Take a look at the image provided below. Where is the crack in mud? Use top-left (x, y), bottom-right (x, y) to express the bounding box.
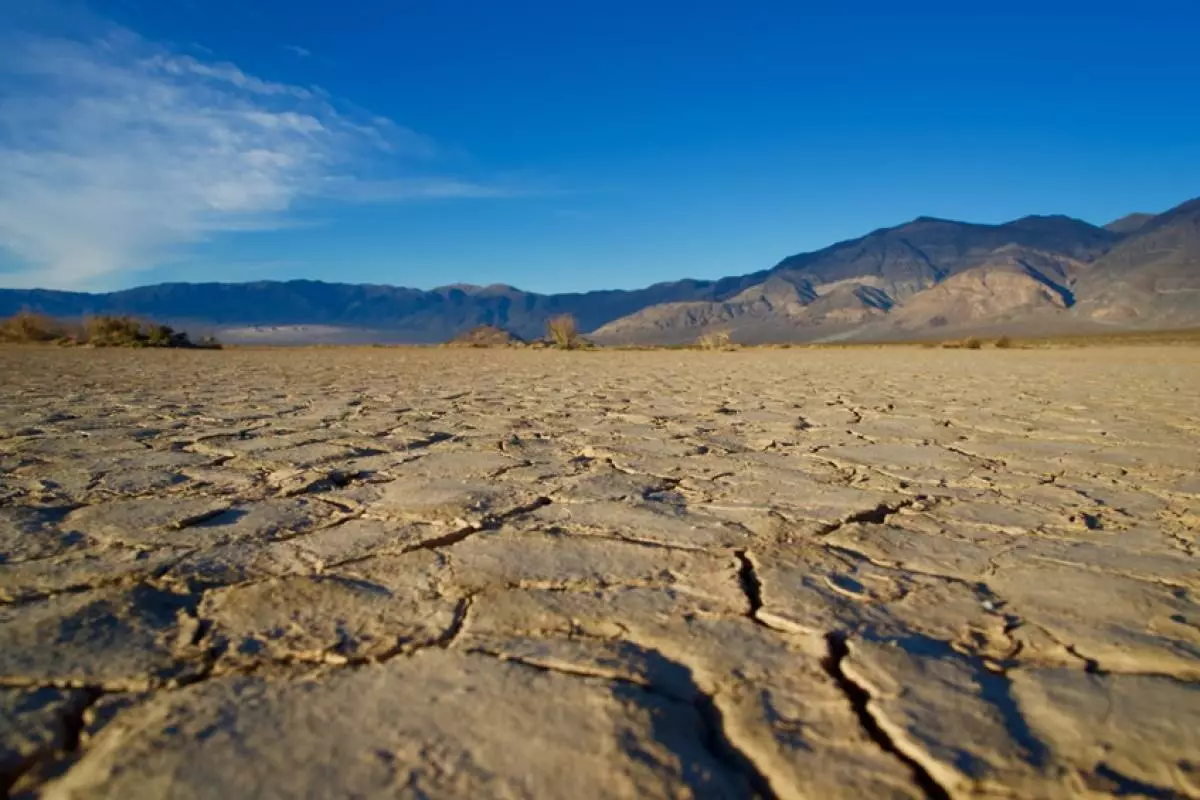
top-left (814, 497), bottom-right (929, 537)
top-left (467, 647), bottom-right (780, 800)
top-left (821, 633), bottom-right (952, 800)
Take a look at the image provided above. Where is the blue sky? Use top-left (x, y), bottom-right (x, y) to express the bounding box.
top-left (1, 0), bottom-right (1198, 293)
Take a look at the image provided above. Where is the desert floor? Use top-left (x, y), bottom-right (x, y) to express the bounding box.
top-left (1, 345), bottom-right (1198, 799)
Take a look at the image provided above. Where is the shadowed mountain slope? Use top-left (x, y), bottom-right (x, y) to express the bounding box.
top-left (592, 213), bottom-right (1127, 343)
top-left (1072, 198), bottom-right (1200, 326)
top-left (1104, 212), bottom-right (1155, 234)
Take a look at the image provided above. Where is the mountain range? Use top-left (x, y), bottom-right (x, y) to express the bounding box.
top-left (2, 197), bottom-right (1197, 344)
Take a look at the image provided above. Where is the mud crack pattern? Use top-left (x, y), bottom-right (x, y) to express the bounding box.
top-left (1, 345), bottom-right (1198, 799)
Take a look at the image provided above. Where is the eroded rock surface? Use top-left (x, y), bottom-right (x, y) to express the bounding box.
top-left (1, 345), bottom-right (1197, 798)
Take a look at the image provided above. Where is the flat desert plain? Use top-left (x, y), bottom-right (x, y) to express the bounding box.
top-left (1, 345), bottom-right (1198, 800)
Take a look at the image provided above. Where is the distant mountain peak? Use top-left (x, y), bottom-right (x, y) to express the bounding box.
top-left (435, 283), bottom-right (485, 293)
top-left (3, 196), bottom-right (1197, 345)
top-left (1104, 212), bottom-right (1155, 234)
top-left (1013, 213), bottom-right (1074, 222)
top-left (435, 282), bottom-right (523, 296)
top-left (891, 215), bottom-right (960, 231)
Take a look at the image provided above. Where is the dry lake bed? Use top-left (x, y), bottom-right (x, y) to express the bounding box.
top-left (1, 345), bottom-right (1198, 799)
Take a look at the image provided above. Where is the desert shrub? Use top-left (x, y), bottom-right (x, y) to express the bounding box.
top-left (84, 315), bottom-right (148, 347)
top-left (144, 323), bottom-right (177, 347)
top-left (963, 336), bottom-right (983, 350)
top-left (0, 311), bottom-right (68, 343)
top-left (546, 314), bottom-right (580, 349)
top-left (83, 315), bottom-right (210, 348)
top-left (447, 325), bottom-right (525, 348)
top-left (1, 311), bottom-right (214, 348)
top-left (995, 335), bottom-right (1013, 349)
top-left (697, 330), bottom-right (732, 350)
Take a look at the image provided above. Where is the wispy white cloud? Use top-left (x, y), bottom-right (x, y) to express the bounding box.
top-left (0, 21), bottom-right (524, 290)
top-left (323, 176), bottom-right (557, 203)
top-left (145, 51), bottom-right (316, 98)
top-left (283, 44), bottom-right (311, 58)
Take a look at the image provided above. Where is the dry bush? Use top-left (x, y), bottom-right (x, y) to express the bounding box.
top-left (84, 316), bottom-right (219, 348)
top-left (84, 315), bottom-right (151, 347)
top-left (697, 330), bottom-right (732, 350)
top-left (995, 335), bottom-right (1013, 349)
top-left (0, 311), bottom-right (68, 343)
top-left (1, 311), bottom-right (218, 349)
top-left (447, 324), bottom-right (525, 349)
top-left (546, 314), bottom-right (580, 349)
top-left (963, 337), bottom-right (983, 350)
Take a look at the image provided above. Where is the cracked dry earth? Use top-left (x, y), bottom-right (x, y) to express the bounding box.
top-left (0, 346), bottom-right (1198, 800)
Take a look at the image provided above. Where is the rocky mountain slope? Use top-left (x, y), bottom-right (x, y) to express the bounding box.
top-left (1104, 212), bottom-right (1155, 234)
top-left (1072, 198), bottom-right (1200, 326)
top-left (594, 198), bottom-right (1200, 343)
top-left (2, 198), bottom-right (1196, 344)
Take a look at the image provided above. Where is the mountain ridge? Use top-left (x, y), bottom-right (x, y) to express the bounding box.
top-left (594, 198), bottom-right (1199, 343)
top-left (2, 199), bottom-right (1197, 344)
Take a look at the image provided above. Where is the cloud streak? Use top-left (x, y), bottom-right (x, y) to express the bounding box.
top-left (0, 22), bottom-right (514, 289)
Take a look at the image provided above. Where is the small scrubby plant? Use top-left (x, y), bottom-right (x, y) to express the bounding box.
top-left (145, 324), bottom-right (177, 347)
top-left (0, 311), bottom-right (216, 348)
top-left (995, 335), bottom-right (1013, 349)
top-left (697, 330), bottom-right (732, 350)
top-left (84, 315), bottom-right (149, 347)
top-left (0, 311), bottom-right (66, 343)
top-left (546, 314), bottom-right (580, 349)
top-left (963, 337), bottom-right (983, 350)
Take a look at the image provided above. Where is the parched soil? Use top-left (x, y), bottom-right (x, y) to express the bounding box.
top-left (1, 345), bottom-right (1197, 799)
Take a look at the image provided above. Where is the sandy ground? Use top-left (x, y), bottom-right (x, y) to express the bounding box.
top-left (1, 345), bottom-right (1198, 799)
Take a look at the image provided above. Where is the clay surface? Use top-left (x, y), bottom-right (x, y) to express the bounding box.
top-left (1, 345), bottom-right (1197, 799)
